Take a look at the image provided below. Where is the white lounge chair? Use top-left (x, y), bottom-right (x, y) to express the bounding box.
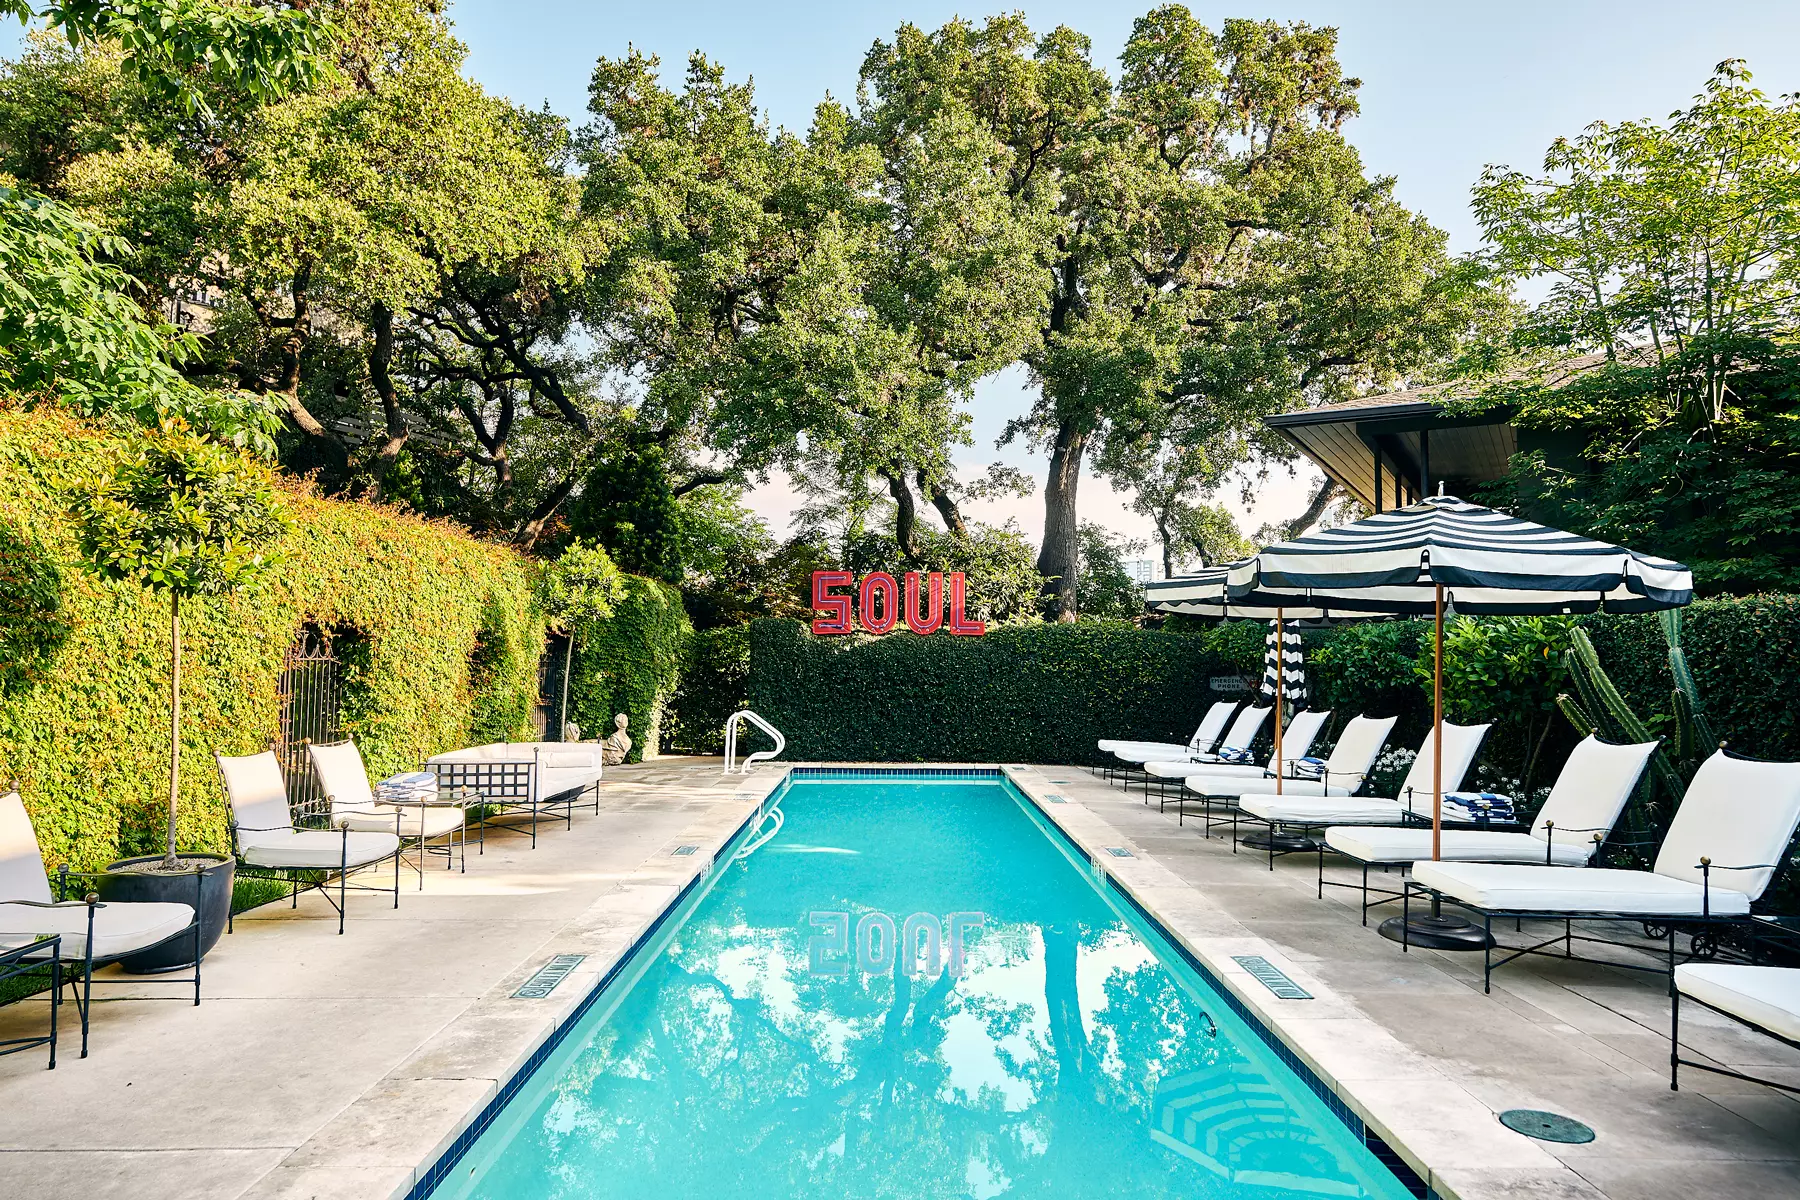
top-left (1321, 735), bottom-right (1660, 922)
top-left (1404, 749), bottom-right (1800, 992)
top-left (216, 750), bottom-right (403, 934)
top-left (1098, 700), bottom-right (1239, 778)
top-left (1671, 963), bottom-right (1800, 1095)
top-left (0, 786), bottom-right (200, 1059)
top-left (426, 742), bottom-right (604, 849)
top-left (1233, 721), bottom-right (1491, 867)
top-left (309, 740), bottom-right (469, 883)
top-left (1140, 708), bottom-right (1333, 791)
top-left (1163, 714), bottom-right (1398, 832)
top-left (1114, 705), bottom-right (1274, 802)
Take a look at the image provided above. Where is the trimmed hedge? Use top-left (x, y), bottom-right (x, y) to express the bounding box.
top-left (568, 575), bottom-right (691, 761)
top-left (746, 619), bottom-right (1245, 765)
top-left (0, 407), bottom-right (543, 871)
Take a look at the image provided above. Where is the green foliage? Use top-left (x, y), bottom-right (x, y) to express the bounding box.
top-left (567, 446), bottom-right (684, 582)
top-left (1421, 615), bottom-right (1575, 793)
top-left (746, 618), bottom-right (1241, 765)
top-left (666, 624), bottom-right (750, 756)
top-left (0, 519), bottom-right (66, 692)
top-left (568, 575), bottom-right (692, 762)
top-left (536, 539), bottom-right (624, 630)
top-left (1075, 522), bottom-right (1145, 622)
top-left (0, 407), bottom-right (542, 871)
top-left (72, 422), bottom-right (286, 597)
top-left (1198, 619), bottom-right (1268, 677)
top-left (0, 187), bottom-right (279, 450)
top-left (1304, 621), bottom-right (1430, 744)
top-left (1465, 63), bottom-right (1800, 593)
top-left (6, 0), bottom-right (329, 117)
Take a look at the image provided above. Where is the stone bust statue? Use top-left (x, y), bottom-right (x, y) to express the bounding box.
top-left (600, 713), bottom-right (632, 765)
top-left (561, 720), bottom-right (582, 743)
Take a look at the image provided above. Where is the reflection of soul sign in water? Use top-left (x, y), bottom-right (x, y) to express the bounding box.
top-left (806, 910), bottom-right (985, 978)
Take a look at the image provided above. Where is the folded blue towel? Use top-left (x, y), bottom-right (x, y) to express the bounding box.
top-left (1290, 756), bottom-right (1327, 781)
top-left (1442, 791), bottom-right (1516, 822)
top-left (1215, 746), bottom-right (1257, 765)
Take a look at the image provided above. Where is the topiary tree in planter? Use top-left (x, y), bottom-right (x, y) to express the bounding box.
top-left (536, 540), bottom-right (624, 740)
top-left (74, 425), bottom-right (288, 871)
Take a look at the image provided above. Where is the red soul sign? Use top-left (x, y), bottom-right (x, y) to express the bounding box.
top-left (811, 571), bottom-right (987, 636)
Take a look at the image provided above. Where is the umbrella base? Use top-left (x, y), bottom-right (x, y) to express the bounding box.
top-left (1378, 913), bottom-right (1494, 951)
top-left (1242, 831), bottom-right (1317, 853)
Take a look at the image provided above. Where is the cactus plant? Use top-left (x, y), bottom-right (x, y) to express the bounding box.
top-left (1556, 615), bottom-right (1724, 855)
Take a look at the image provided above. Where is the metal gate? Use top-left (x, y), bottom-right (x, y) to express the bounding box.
top-left (277, 625), bottom-right (346, 827)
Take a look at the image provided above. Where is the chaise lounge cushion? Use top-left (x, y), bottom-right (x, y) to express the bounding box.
top-left (1183, 775), bottom-right (1352, 799)
top-left (336, 805), bottom-right (464, 839)
top-left (0, 899), bottom-right (194, 960)
top-left (239, 830), bottom-right (402, 870)
top-left (1324, 827), bottom-right (1590, 866)
top-left (1675, 964), bottom-right (1800, 1043)
top-left (1410, 861), bottom-right (1753, 916)
top-left (1240, 794), bottom-right (1427, 824)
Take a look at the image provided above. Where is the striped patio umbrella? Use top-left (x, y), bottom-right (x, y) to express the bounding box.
top-left (1260, 620), bottom-right (1306, 711)
top-left (1143, 567), bottom-right (1344, 792)
top-left (1224, 492), bottom-right (1692, 944)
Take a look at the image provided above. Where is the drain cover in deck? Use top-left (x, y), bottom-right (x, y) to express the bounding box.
top-left (1499, 1110), bottom-right (1595, 1144)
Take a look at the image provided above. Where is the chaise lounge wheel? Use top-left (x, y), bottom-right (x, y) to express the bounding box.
top-left (1689, 931), bottom-right (1719, 960)
top-left (1642, 921), bottom-right (1670, 941)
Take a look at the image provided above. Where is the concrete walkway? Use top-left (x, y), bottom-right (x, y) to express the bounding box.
top-left (0, 759), bottom-right (777, 1200)
top-left (1, 758), bottom-right (1794, 1200)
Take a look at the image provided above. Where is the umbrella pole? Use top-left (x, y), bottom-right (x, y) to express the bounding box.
top-left (1379, 581), bottom-right (1490, 950)
top-left (1274, 610), bottom-right (1284, 795)
top-left (1433, 584), bottom-right (1443, 861)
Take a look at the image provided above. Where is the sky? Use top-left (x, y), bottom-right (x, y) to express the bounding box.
top-left (11, 2), bottom-right (1800, 566)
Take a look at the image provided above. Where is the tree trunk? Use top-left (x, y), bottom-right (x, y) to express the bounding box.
top-left (919, 470), bottom-right (968, 536)
top-left (367, 301), bottom-right (408, 497)
top-left (1280, 478), bottom-right (1341, 540)
top-left (1036, 421), bottom-right (1086, 621)
top-left (165, 592), bottom-right (181, 870)
top-left (880, 468), bottom-right (920, 560)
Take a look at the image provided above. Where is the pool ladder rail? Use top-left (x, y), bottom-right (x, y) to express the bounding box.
top-left (723, 709), bottom-right (785, 775)
top-left (735, 800), bottom-right (785, 861)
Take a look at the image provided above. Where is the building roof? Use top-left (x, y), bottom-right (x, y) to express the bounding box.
top-left (1263, 349), bottom-right (1643, 508)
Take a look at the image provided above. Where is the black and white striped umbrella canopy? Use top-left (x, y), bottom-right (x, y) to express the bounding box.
top-left (1261, 620), bottom-right (1306, 707)
top-left (1225, 495), bottom-right (1693, 615)
top-left (1144, 566), bottom-right (1343, 621)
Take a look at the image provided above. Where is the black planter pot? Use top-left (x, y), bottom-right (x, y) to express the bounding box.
top-left (97, 854), bottom-right (235, 973)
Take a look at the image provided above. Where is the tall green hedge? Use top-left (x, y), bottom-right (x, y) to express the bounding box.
top-left (667, 624), bottom-right (751, 755)
top-left (0, 408), bottom-right (544, 871)
top-left (746, 619), bottom-right (1245, 764)
top-left (568, 575), bottom-right (691, 761)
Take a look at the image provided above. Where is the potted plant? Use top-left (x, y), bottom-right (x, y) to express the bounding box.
top-left (537, 540), bottom-right (624, 740)
top-left (73, 423), bottom-right (287, 970)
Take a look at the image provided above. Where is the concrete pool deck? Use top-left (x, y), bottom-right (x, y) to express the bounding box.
top-left (0, 758), bottom-right (1794, 1200)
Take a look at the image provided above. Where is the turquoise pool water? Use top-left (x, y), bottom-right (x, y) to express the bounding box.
top-left (439, 775), bottom-right (1417, 1200)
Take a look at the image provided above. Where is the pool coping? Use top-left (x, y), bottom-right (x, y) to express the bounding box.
top-left (390, 762), bottom-right (1579, 1200)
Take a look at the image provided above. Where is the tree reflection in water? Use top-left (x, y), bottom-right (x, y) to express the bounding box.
top-left (462, 781), bottom-right (1405, 1200)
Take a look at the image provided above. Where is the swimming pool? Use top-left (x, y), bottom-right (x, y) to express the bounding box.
top-left (430, 771), bottom-right (1420, 1200)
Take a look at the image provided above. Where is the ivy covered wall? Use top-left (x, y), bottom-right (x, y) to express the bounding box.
top-left (567, 575), bottom-right (692, 761)
top-left (0, 408), bottom-right (544, 871)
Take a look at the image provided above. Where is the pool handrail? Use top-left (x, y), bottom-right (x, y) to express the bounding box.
top-left (723, 710), bottom-right (785, 775)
